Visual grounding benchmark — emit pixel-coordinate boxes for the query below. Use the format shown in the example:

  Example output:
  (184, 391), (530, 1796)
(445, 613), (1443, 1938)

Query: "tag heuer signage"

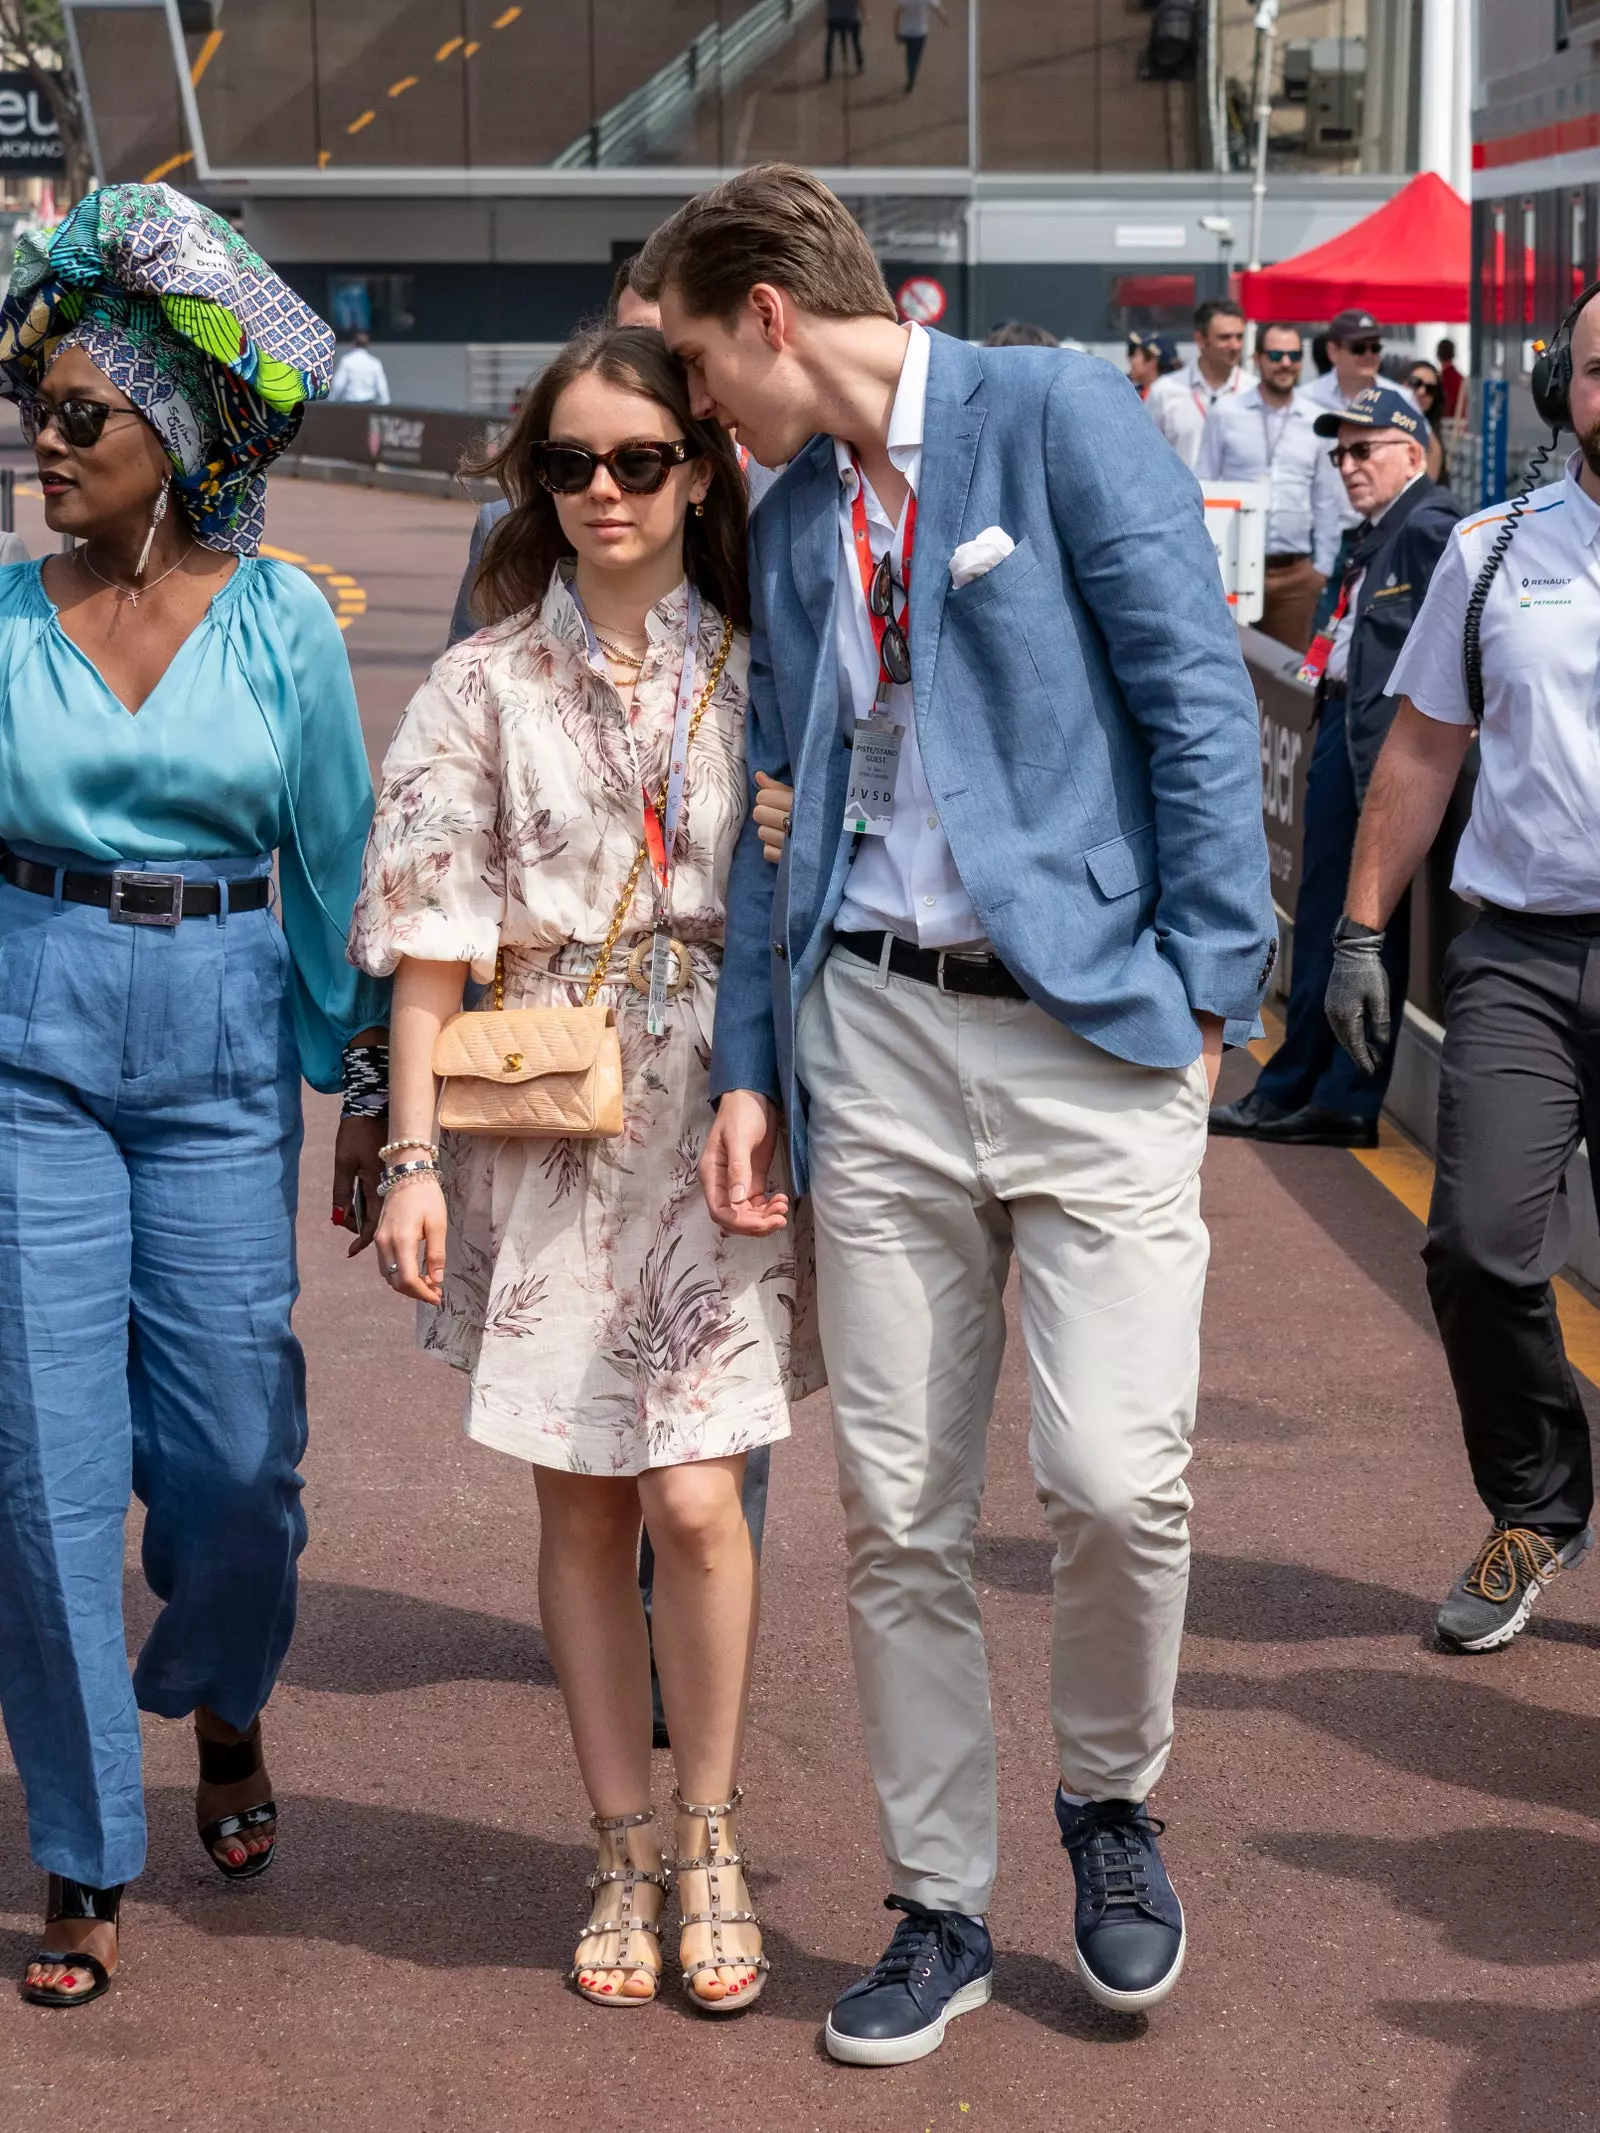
(0, 76), (64, 168)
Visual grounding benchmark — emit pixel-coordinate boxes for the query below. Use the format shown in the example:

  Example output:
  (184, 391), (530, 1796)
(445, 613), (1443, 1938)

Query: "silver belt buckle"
(109, 868), (185, 927)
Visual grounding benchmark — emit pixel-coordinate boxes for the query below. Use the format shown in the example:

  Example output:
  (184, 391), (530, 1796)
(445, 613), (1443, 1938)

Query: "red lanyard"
(848, 454), (916, 681)
(1296, 574), (1355, 687)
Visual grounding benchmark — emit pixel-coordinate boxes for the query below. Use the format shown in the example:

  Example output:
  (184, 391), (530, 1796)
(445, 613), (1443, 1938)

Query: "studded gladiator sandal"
(571, 1808), (669, 2006)
(673, 1786), (769, 2014)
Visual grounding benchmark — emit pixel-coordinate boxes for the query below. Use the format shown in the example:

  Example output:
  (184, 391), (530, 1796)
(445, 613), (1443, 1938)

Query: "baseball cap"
(1312, 384), (1430, 442)
(1326, 308), (1382, 343)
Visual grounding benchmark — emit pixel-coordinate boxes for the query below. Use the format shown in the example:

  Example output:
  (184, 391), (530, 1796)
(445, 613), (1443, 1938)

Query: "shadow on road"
(1183, 1666), (1600, 1815)
(1379, 1995), (1600, 2131)
(1256, 1825), (1600, 1966)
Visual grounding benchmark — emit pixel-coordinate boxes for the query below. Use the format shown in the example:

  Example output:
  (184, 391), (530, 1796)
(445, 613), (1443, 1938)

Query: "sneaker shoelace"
(1062, 1801), (1166, 1919)
(867, 1896), (970, 1992)
(1463, 1526), (1564, 1604)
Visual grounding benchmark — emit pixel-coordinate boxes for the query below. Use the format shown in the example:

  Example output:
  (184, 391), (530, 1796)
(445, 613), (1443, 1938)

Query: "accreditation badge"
(844, 715), (903, 836)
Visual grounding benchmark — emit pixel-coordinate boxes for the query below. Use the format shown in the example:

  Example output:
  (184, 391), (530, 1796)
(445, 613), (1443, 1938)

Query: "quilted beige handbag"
(430, 614), (733, 1138)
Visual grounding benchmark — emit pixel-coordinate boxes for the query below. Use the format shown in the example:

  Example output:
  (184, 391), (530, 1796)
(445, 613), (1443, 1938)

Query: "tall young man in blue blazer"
(637, 168), (1275, 2064)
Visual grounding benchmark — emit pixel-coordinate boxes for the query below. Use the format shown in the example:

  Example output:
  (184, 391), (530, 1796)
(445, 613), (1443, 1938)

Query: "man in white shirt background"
(1324, 283), (1600, 1657)
(1195, 320), (1344, 652)
(1146, 297), (1247, 467)
(327, 330), (390, 406)
(1299, 307), (1389, 416)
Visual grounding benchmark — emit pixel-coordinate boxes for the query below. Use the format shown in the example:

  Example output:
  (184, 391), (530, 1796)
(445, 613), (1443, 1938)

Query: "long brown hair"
(464, 324), (749, 631)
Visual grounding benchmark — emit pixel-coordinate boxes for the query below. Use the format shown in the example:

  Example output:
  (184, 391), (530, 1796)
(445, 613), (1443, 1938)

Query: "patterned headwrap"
(0, 181), (334, 555)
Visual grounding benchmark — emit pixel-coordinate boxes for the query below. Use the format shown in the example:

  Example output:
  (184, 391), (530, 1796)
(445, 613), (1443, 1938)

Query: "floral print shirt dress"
(351, 570), (820, 1475)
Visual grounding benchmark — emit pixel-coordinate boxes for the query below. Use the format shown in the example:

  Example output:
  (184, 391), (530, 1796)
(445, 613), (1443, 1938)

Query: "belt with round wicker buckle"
(626, 935), (693, 999)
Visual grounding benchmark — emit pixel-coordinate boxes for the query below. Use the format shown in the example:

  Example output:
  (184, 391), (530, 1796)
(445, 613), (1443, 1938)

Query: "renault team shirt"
(1387, 453), (1600, 914)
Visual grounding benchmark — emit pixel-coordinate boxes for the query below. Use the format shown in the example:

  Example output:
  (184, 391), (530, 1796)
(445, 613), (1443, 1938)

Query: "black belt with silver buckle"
(836, 929), (1027, 999)
(1, 850), (271, 926)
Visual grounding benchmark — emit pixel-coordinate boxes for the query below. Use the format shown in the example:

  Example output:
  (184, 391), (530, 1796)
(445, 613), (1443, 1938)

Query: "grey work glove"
(1325, 916), (1389, 1077)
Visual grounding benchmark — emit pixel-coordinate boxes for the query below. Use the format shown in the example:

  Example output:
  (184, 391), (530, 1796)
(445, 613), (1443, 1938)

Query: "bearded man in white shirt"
(1146, 297), (1247, 467)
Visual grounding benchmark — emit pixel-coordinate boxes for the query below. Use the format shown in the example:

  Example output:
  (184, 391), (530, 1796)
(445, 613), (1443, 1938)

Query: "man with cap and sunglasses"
(1323, 283), (1600, 1655)
(1212, 384), (1461, 1147)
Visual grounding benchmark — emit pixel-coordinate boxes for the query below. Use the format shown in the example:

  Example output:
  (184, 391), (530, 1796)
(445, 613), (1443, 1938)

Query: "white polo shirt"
(831, 322), (987, 949)
(1388, 453), (1600, 914)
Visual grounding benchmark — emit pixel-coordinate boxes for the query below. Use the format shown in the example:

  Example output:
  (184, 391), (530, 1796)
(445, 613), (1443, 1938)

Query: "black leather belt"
(1484, 902), (1600, 938)
(836, 929), (1027, 999)
(1, 850), (271, 925)
(1264, 551), (1313, 567)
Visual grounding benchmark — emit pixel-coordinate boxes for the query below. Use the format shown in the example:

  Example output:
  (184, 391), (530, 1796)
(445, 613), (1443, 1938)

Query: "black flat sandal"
(20, 1876), (122, 2008)
(196, 1717), (277, 1882)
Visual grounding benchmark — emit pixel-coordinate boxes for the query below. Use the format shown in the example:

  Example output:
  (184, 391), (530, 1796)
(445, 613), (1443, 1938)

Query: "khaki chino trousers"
(795, 946), (1210, 1916)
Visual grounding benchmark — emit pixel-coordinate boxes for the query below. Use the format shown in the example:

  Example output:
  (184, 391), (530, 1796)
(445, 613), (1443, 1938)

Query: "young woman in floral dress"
(351, 325), (817, 2013)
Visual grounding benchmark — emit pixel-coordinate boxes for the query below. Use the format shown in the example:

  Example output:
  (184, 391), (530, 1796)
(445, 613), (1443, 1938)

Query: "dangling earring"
(693, 500), (705, 517)
(133, 475), (171, 583)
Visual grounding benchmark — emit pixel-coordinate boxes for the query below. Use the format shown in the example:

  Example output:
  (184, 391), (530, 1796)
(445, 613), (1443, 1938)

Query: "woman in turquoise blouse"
(0, 184), (388, 2009)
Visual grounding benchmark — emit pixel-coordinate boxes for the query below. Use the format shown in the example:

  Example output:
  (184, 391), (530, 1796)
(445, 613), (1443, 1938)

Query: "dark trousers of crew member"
(1425, 909), (1600, 1536)
(825, 19), (864, 73)
(1255, 684), (1411, 1123)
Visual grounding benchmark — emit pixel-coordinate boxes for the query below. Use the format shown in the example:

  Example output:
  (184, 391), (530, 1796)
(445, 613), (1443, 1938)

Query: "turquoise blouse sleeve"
(244, 563), (390, 1092)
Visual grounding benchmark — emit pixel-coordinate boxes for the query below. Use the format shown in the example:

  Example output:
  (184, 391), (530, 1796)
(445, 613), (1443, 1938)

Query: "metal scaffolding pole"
(1246, 0), (1279, 272)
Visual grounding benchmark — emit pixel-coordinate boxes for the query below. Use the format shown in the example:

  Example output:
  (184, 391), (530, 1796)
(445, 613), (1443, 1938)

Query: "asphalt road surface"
(2, 471), (1597, 2133)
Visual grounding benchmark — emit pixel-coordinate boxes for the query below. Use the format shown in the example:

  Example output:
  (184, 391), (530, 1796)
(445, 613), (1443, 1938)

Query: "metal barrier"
(0, 465), (13, 532)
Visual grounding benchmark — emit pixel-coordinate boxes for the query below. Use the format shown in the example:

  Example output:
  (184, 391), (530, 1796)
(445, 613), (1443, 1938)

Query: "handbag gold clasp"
(503, 1052), (523, 1072)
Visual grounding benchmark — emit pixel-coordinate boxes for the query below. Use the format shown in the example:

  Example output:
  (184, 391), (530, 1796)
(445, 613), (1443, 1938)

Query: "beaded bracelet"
(377, 1158), (441, 1199)
(341, 1040), (390, 1120)
(380, 1138), (440, 1164)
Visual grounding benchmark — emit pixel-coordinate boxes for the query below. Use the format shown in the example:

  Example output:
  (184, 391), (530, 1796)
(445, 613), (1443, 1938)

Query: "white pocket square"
(948, 526), (1016, 589)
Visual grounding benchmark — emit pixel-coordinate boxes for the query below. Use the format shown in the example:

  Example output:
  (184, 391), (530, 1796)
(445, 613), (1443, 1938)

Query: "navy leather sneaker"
(1055, 1791), (1185, 2011)
(824, 1896), (994, 2066)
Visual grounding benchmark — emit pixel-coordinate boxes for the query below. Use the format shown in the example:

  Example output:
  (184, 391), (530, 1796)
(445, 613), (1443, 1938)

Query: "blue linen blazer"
(710, 329), (1278, 1195)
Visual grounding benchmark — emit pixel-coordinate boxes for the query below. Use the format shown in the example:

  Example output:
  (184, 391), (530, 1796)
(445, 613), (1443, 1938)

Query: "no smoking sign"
(896, 275), (947, 326)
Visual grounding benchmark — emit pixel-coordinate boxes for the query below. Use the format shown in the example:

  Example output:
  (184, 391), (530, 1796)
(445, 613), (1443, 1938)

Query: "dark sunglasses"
(1260, 348), (1303, 364)
(1407, 373), (1436, 394)
(22, 396), (141, 449)
(1327, 437), (1406, 467)
(1341, 338), (1384, 357)
(869, 548), (911, 687)
(533, 437), (702, 496)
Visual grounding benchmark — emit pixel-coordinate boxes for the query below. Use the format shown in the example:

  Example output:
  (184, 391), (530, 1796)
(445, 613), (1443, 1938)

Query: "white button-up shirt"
(832, 323), (986, 948)
(1146, 358), (1247, 469)
(1389, 454), (1600, 913)
(328, 344), (390, 404)
(1194, 380), (1344, 573)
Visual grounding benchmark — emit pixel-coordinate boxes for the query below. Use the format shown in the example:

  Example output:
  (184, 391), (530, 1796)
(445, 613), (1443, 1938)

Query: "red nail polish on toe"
(59, 1974), (76, 1989)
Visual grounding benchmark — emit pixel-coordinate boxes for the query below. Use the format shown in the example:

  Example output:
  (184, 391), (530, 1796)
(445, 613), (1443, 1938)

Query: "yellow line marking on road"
(143, 150), (194, 183)
(1250, 1002), (1600, 1385)
(435, 36), (464, 61)
(493, 6), (522, 25)
(260, 544), (368, 635)
(317, 149), (332, 168)
(388, 75), (419, 97)
(347, 110), (376, 135)
(462, 40), (481, 57)
(190, 27), (224, 85)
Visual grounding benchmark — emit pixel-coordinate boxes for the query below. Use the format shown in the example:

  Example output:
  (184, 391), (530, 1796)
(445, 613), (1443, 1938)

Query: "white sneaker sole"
(823, 1971), (993, 2066)
(1440, 1532), (1594, 1653)
(1074, 1920), (1186, 2013)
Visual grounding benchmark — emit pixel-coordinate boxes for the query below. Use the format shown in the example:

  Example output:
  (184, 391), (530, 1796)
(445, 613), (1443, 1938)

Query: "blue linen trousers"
(0, 848), (308, 1888)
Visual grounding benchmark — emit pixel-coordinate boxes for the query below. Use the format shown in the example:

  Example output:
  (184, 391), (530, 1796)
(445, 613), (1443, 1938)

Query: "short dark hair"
(605, 255), (641, 326)
(1254, 321), (1303, 354)
(464, 325), (748, 632)
(633, 163), (896, 325)
(1194, 298), (1245, 335)
(984, 319), (1059, 347)
(1437, 337), (1456, 360)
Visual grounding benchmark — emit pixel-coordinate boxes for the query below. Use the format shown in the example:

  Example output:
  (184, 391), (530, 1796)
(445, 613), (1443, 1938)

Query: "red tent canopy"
(1238, 171), (1469, 323)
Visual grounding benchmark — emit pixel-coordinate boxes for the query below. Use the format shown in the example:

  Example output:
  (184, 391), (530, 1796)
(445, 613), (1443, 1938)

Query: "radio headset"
(1462, 279), (1600, 721)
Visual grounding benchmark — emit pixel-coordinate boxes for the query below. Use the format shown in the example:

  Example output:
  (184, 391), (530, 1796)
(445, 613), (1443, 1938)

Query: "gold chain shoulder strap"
(492, 614), (736, 1012)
